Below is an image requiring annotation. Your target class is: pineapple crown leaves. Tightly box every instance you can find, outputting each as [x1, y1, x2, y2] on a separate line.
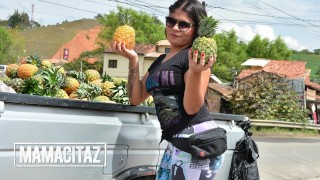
[197, 16, 219, 38]
[101, 72, 113, 83]
[21, 77, 44, 96]
[110, 81, 129, 104]
[67, 70, 86, 83]
[118, 9, 132, 26]
[26, 54, 42, 66]
[39, 67, 66, 96]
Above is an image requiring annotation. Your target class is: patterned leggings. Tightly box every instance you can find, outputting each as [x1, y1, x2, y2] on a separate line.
[156, 121, 224, 180]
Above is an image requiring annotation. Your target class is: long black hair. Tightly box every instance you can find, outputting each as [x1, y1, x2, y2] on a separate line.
[169, 0, 207, 40]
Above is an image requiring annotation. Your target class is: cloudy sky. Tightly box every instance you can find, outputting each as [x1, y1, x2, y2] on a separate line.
[0, 0, 319, 51]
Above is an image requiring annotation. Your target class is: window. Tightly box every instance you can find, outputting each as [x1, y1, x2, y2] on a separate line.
[108, 60, 117, 68]
[165, 48, 170, 53]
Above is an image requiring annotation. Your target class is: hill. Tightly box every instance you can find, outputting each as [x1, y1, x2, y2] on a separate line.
[19, 19, 99, 60]
[290, 54, 320, 82]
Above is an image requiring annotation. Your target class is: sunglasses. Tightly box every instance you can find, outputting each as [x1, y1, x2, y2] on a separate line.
[165, 16, 193, 32]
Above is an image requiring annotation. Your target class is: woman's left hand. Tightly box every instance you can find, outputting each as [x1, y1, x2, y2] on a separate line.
[188, 48, 216, 73]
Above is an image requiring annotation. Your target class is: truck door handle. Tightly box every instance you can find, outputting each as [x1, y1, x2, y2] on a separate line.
[143, 112, 150, 122]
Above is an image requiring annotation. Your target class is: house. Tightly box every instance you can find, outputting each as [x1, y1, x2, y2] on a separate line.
[207, 82, 233, 113]
[103, 40, 171, 78]
[237, 58, 320, 123]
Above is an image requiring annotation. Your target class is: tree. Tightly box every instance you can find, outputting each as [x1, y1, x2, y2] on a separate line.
[7, 10, 40, 29]
[213, 30, 248, 81]
[314, 49, 320, 54]
[97, 6, 165, 45]
[0, 27, 13, 64]
[246, 35, 269, 58]
[230, 72, 306, 123]
[268, 36, 291, 59]
[299, 49, 310, 54]
[8, 10, 30, 29]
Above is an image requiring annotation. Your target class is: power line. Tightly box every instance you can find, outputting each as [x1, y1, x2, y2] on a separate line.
[259, 0, 320, 28]
[207, 4, 320, 23]
[85, 0, 167, 17]
[242, 1, 320, 35]
[205, 3, 320, 13]
[217, 19, 320, 27]
[206, 9, 250, 43]
[38, 0, 102, 14]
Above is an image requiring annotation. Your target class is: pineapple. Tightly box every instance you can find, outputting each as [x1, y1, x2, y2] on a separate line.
[63, 77, 80, 94]
[112, 78, 127, 86]
[0, 75, 11, 85]
[69, 92, 79, 100]
[84, 69, 100, 82]
[113, 25, 135, 50]
[17, 64, 38, 79]
[54, 89, 69, 99]
[141, 96, 154, 107]
[75, 83, 102, 100]
[101, 81, 115, 97]
[112, 11, 135, 50]
[41, 60, 52, 69]
[93, 96, 114, 103]
[7, 78, 24, 93]
[6, 64, 19, 78]
[191, 16, 219, 63]
[90, 79, 102, 86]
[57, 66, 66, 75]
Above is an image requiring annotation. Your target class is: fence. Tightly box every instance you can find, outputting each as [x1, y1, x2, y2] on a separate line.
[250, 119, 320, 131]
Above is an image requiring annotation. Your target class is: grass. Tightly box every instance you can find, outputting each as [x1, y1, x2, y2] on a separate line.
[290, 54, 320, 82]
[251, 126, 320, 137]
[18, 19, 99, 59]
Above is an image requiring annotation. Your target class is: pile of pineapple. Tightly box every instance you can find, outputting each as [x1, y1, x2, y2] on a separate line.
[0, 55, 154, 106]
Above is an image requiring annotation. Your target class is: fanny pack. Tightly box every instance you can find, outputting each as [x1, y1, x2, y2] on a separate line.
[170, 127, 227, 159]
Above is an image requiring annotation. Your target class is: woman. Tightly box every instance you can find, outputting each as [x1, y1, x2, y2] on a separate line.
[110, 0, 224, 179]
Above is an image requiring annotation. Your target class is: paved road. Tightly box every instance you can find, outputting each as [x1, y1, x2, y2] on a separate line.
[253, 136, 320, 180]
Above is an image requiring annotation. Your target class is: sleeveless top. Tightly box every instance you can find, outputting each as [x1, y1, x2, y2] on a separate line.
[146, 48, 213, 141]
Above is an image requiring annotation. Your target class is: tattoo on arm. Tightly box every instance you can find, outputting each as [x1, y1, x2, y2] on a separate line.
[128, 67, 138, 98]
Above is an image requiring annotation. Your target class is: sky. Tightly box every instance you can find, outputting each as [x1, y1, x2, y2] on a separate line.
[0, 0, 319, 52]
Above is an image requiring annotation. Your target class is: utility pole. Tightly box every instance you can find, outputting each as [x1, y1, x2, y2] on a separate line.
[231, 67, 238, 88]
[31, 4, 35, 22]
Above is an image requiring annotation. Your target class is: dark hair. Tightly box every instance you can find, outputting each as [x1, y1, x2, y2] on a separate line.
[169, 0, 207, 39]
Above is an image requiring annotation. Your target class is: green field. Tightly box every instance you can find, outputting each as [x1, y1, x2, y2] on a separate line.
[290, 53, 320, 82]
[18, 19, 99, 59]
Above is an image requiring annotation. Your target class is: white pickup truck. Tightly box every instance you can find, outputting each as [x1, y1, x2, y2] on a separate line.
[0, 92, 247, 180]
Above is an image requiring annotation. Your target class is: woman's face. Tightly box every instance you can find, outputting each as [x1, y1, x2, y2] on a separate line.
[166, 9, 196, 49]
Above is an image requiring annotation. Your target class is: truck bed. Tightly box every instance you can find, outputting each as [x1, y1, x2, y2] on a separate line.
[0, 92, 246, 179]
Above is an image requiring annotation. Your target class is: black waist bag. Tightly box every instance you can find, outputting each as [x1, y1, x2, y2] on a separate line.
[170, 127, 227, 159]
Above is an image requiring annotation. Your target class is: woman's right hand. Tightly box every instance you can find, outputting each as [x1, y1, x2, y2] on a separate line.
[110, 41, 138, 61]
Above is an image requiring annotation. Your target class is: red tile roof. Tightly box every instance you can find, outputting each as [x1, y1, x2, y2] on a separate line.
[237, 60, 307, 80]
[145, 52, 165, 58]
[156, 40, 171, 46]
[208, 83, 234, 98]
[305, 81, 320, 91]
